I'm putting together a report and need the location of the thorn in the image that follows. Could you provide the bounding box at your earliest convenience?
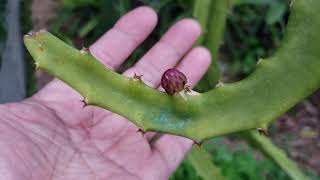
[26,31,34,36]
[257,58,263,65]
[216,80,224,88]
[137,128,146,135]
[177,85,193,100]
[178,91,188,101]
[184,86,200,96]
[193,140,203,147]
[80,98,88,108]
[80,47,90,55]
[184,85,191,93]
[133,73,143,81]
[257,128,269,136]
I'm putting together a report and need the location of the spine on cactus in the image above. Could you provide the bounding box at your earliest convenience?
[24,0,320,141]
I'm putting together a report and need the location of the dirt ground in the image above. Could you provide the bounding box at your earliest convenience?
[31,0,320,176]
[31,0,56,88]
[272,91,320,175]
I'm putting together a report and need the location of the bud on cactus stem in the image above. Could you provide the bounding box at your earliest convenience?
[161,68,188,95]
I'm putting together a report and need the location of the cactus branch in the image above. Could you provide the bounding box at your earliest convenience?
[24,0,320,141]
[194,1,308,178]
[241,131,309,180]
[186,146,225,180]
[192,0,212,45]
[194,0,229,91]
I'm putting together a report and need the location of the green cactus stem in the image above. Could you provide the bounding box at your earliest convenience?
[193,1,308,179]
[241,131,309,180]
[193,0,229,91]
[24,0,320,141]
[186,146,225,180]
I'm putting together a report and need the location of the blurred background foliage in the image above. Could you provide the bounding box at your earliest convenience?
[172,139,290,180]
[224,0,288,80]
[48,0,289,80]
[0,0,6,40]
[0,0,7,68]
[18,0,319,179]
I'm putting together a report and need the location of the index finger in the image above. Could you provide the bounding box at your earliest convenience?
[89,7,158,70]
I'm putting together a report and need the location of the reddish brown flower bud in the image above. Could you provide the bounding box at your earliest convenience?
[161,69,187,95]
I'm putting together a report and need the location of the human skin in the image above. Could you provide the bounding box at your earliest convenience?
[0,7,211,180]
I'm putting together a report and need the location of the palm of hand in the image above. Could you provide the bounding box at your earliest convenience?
[0,7,211,180]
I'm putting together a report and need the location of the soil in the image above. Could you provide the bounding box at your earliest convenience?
[271,91,320,175]
[31,0,57,30]
[31,0,57,88]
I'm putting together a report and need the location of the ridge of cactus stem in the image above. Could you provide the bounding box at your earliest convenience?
[24,0,320,141]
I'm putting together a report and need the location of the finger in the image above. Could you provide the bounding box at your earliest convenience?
[149,47,211,172]
[176,47,212,88]
[124,19,201,86]
[89,6,157,70]
[32,7,157,111]
[35,7,157,99]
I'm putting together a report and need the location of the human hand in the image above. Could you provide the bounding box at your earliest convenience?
[0,7,211,180]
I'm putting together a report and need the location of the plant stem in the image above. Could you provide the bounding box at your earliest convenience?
[241,131,310,180]
[186,146,225,180]
[192,0,212,45]
[194,0,229,92]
